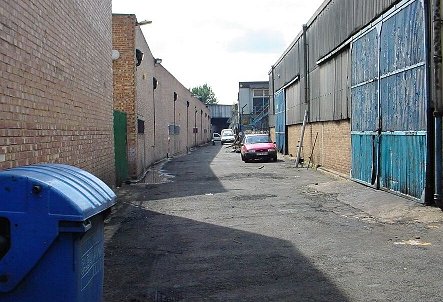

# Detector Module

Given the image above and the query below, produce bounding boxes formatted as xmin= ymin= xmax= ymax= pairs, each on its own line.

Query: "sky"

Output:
xmin=112 ymin=0 xmax=325 ymax=105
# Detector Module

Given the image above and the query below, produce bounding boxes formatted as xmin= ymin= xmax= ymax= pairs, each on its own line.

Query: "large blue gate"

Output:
xmin=351 ymin=0 xmax=428 ymax=199
xmin=275 ymin=89 xmax=286 ymax=153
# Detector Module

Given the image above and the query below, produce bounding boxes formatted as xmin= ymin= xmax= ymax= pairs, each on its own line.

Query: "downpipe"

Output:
xmin=435 ymin=114 xmax=442 ymax=206
xmin=433 ymin=0 xmax=443 ymax=208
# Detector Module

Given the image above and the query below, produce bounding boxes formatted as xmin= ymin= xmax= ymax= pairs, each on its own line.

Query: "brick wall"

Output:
xmin=134 ymin=26 xmax=155 ymax=177
xmin=288 ymin=120 xmax=351 ymax=176
xmin=154 ymin=64 xmax=211 ymax=154
xmin=112 ymin=14 xmax=137 ymax=177
xmin=0 ymin=0 xmax=115 ymax=186
xmin=113 ymin=14 xmax=210 ymax=179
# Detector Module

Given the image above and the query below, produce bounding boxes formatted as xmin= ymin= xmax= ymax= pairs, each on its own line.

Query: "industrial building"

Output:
xmin=112 ymin=14 xmax=211 ymax=184
xmin=269 ymin=0 xmax=442 ymax=205
xmin=238 ymin=81 xmax=270 ymax=132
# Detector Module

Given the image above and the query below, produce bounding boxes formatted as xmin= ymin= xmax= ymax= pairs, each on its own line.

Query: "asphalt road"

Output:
xmin=104 ymin=144 xmax=443 ymax=302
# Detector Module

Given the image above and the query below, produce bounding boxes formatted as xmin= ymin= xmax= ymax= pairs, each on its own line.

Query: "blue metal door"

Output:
xmin=351 ymin=0 xmax=428 ymax=199
xmin=351 ymin=27 xmax=379 ymax=187
xmin=275 ymin=89 xmax=286 ymax=153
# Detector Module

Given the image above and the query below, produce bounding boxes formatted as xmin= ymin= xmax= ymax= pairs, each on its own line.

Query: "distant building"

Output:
xmin=207 ymin=104 xmax=233 ymax=134
xmin=238 ymin=81 xmax=270 ymax=132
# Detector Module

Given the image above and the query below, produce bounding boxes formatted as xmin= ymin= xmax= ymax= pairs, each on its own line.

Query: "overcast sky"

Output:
xmin=112 ymin=0 xmax=325 ymax=105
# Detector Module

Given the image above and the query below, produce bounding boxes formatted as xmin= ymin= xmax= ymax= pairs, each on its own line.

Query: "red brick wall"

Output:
xmin=0 ymin=0 xmax=115 ymax=186
xmin=112 ymin=14 xmax=137 ymax=177
xmin=288 ymin=120 xmax=351 ymax=176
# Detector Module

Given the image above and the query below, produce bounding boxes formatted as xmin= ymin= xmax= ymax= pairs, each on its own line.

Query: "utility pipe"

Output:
xmin=433 ymin=0 xmax=443 ymax=207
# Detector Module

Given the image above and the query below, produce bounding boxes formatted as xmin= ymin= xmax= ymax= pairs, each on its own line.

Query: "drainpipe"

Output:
xmin=433 ymin=0 xmax=443 ymax=207
xmin=303 ymin=24 xmax=310 ymax=114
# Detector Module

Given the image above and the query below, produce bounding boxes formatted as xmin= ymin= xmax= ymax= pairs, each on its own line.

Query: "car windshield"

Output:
xmin=222 ymin=131 xmax=233 ymax=136
xmin=245 ymin=135 xmax=271 ymax=144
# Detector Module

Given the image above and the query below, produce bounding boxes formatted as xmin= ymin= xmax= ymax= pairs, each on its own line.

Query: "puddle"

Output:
xmin=139 ymin=160 xmax=175 ymax=184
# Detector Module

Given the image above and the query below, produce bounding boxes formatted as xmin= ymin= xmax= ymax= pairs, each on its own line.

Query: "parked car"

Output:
xmin=220 ymin=129 xmax=235 ymax=145
xmin=241 ymin=133 xmax=277 ymax=162
xmin=212 ymin=133 xmax=221 ymax=145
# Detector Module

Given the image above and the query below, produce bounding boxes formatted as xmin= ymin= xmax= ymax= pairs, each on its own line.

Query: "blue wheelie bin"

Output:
xmin=0 ymin=164 xmax=116 ymax=301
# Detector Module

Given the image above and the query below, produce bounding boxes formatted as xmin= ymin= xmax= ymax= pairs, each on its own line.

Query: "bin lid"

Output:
xmin=0 ymin=163 xmax=116 ymax=220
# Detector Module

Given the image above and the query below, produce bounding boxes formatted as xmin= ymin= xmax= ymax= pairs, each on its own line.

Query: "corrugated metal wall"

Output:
xmin=208 ymin=104 xmax=233 ymax=118
xmin=351 ymin=0 xmax=428 ymax=199
xmin=271 ymin=0 xmax=401 ymax=126
xmin=309 ymin=49 xmax=350 ymax=122
xmin=285 ymin=81 xmax=303 ymax=125
xmin=309 ymin=0 xmax=400 ymax=68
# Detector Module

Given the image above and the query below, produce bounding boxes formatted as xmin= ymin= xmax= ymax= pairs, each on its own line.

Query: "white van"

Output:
xmin=212 ymin=133 xmax=221 ymax=145
xmin=220 ymin=129 xmax=235 ymax=145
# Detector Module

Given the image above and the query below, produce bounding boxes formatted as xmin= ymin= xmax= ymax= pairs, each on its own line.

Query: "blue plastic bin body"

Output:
xmin=0 ymin=164 xmax=116 ymax=301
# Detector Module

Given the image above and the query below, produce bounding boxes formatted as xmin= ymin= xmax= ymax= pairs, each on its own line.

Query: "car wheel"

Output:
xmin=273 ymin=155 xmax=277 ymax=162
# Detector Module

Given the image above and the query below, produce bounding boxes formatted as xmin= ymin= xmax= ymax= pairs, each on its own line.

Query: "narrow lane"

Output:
xmin=104 ymin=144 xmax=443 ymax=302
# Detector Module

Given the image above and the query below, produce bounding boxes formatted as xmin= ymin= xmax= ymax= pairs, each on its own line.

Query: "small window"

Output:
xmin=168 ymin=125 xmax=180 ymax=135
xmin=137 ymin=119 xmax=145 ymax=134
xmin=135 ymin=49 xmax=144 ymax=66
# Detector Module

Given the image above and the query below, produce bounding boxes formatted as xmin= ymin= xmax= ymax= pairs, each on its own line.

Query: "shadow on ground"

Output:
xmin=104 ymin=205 xmax=349 ymax=302
xmin=127 ymin=145 xmax=230 ymax=201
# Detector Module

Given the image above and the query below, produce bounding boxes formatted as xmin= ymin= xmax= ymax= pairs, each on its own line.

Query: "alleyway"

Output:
xmin=104 ymin=144 xmax=443 ymax=302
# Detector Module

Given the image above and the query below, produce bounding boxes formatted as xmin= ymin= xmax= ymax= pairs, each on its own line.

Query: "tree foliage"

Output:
xmin=190 ymin=84 xmax=218 ymax=104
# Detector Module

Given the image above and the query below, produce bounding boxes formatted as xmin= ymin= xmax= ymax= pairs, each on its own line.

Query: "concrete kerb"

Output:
xmin=280 ymin=155 xmax=443 ymax=225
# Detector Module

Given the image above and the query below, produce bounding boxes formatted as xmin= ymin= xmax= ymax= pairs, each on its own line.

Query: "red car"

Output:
xmin=241 ymin=134 xmax=277 ymax=162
